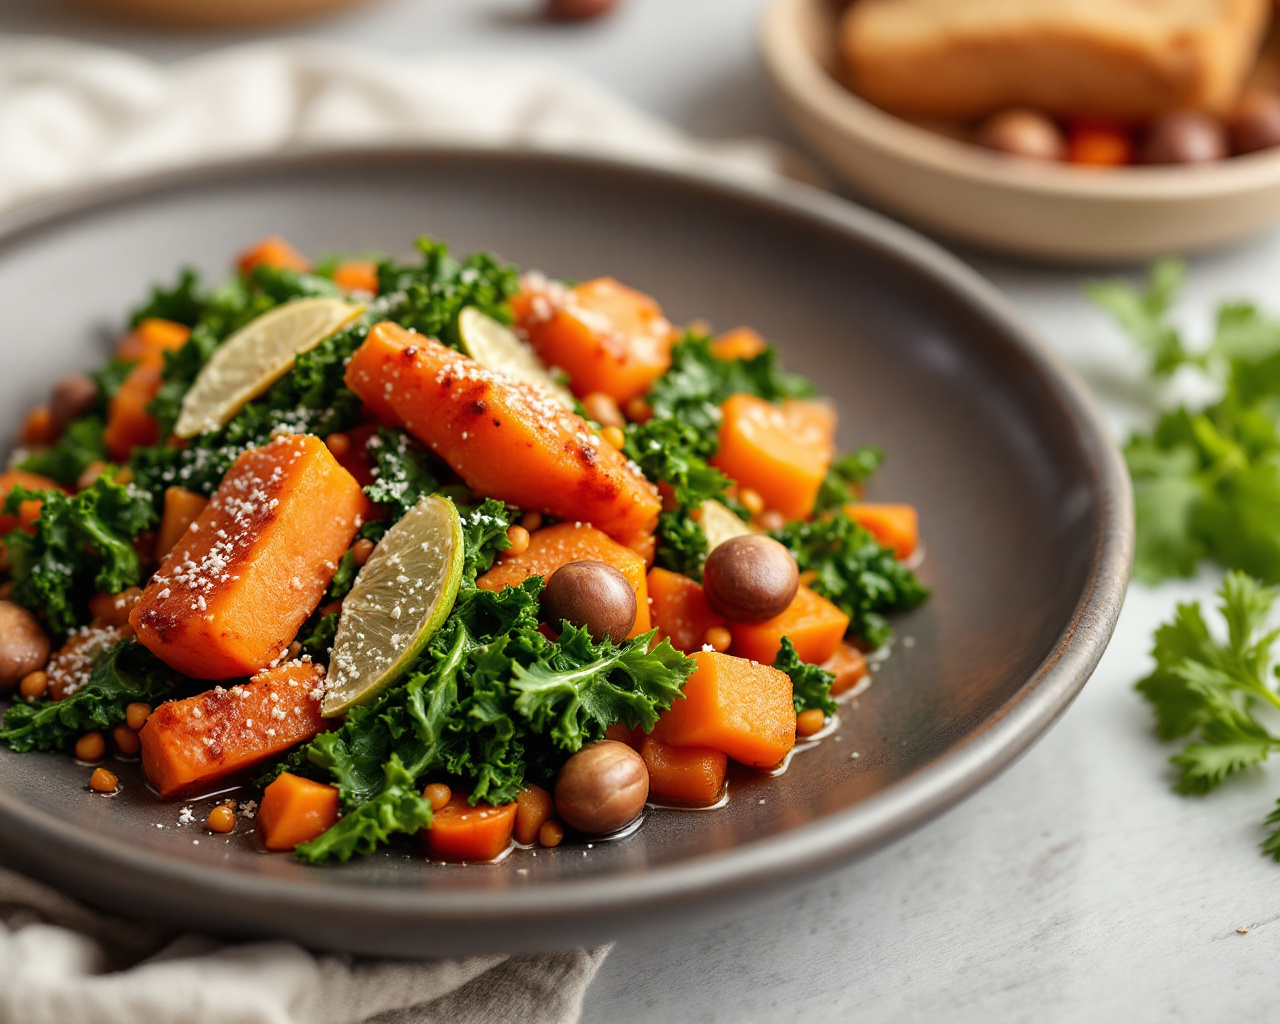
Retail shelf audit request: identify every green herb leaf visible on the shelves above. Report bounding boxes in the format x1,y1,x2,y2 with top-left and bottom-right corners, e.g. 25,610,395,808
18,417,109,487
1086,259,1188,376
773,636,837,714
814,446,884,514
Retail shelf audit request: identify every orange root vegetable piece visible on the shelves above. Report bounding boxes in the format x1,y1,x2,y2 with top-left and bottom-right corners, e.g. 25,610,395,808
425,792,518,862
711,395,835,520
332,260,379,294
237,236,309,275
658,651,795,768
156,486,211,560
329,422,378,488
646,567,725,654
477,521,651,637
131,435,364,679
822,641,869,697
104,361,164,461
0,470,61,535
116,318,191,363
258,771,340,851
346,321,660,546
845,502,919,560
138,661,327,799
20,407,58,446
728,585,850,666
512,277,673,404
710,327,767,361
635,729,726,807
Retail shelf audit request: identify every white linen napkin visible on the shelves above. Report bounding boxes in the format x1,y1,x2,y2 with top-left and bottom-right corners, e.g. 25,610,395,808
0,35,799,1024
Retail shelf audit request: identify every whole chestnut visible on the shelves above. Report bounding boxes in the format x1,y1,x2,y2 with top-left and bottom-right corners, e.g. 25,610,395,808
974,109,1066,161
49,374,99,435
702,534,799,624
540,560,637,644
554,740,648,835
1139,111,1228,165
0,601,50,690
1230,90,1280,155
546,0,618,20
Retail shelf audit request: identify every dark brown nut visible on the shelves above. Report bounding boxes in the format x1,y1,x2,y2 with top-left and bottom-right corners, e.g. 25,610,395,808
541,560,637,643
702,535,799,624
49,374,99,434
974,109,1066,161
547,0,618,20
1230,90,1280,155
555,740,648,835
1139,111,1228,165
0,600,51,689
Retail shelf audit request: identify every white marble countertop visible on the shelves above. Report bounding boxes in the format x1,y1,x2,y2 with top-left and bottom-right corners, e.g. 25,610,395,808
6,1,1279,1018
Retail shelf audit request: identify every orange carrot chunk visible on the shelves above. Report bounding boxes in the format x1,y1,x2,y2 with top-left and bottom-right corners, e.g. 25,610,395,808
477,522,651,637
156,486,211,560
710,326,767,361
646,567,726,654
237,236,310,275
332,260,379,295
258,771,340,851
138,661,327,799
0,470,61,535
728,585,850,666
345,321,660,547
845,502,919,560
130,434,364,679
822,641,869,697
116,318,191,362
103,361,165,462
711,394,835,521
659,651,796,768
512,277,673,404
635,729,727,807
425,792,518,862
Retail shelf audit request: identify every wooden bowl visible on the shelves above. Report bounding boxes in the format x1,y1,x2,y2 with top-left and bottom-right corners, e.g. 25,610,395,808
760,0,1280,262
77,0,375,28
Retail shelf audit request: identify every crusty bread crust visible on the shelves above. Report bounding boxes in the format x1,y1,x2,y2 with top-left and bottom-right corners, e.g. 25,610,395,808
841,0,1271,119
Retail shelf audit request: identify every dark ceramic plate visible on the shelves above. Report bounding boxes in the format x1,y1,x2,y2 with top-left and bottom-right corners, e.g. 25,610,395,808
0,149,1130,956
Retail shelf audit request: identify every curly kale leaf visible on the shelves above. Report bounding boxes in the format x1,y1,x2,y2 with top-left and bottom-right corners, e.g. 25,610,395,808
771,511,928,649
458,499,515,580
4,475,156,635
653,509,711,579
773,637,837,715
814,446,884,515
363,428,440,521
18,417,109,487
0,640,174,752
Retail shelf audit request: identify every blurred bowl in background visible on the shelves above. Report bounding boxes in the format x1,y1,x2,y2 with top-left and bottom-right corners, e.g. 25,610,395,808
77,0,376,29
761,0,1280,263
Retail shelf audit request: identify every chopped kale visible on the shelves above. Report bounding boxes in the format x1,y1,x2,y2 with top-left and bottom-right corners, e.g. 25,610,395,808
4,474,156,635
0,640,174,752
774,637,837,715
363,428,440,522
814,446,884,514
18,417,109,487
771,511,929,649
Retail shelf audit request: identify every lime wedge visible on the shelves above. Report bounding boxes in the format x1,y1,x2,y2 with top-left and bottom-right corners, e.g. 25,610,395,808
174,297,363,438
701,499,754,553
323,495,464,718
458,306,575,409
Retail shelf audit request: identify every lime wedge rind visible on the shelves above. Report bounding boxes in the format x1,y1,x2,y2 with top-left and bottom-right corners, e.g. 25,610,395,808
175,297,363,439
458,306,575,409
322,494,464,718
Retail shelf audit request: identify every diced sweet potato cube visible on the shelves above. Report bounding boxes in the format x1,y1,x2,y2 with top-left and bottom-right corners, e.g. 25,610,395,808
845,502,919,560
258,771,340,851
823,641,869,696
635,728,727,807
332,260,379,295
116,318,191,362
425,792,518,862
711,394,835,520
103,360,164,462
139,661,327,799
131,434,364,679
0,470,61,535
710,327,767,361
477,522,651,637
646,567,725,654
659,651,795,767
345,321,660,547
237,236,309,275
728,585,850,666
156,486,210,560
512,277,673,404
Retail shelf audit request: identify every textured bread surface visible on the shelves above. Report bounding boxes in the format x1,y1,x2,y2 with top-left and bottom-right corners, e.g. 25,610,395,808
842,0,1271,119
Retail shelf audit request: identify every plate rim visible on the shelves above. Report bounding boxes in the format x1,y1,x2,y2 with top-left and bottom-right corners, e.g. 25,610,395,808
0,145,1133,948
